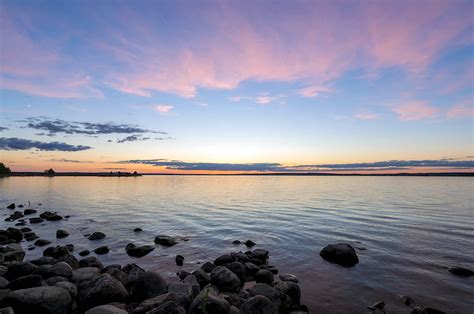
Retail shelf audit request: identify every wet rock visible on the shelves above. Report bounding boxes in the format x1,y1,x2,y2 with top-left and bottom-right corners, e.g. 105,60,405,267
201,262,216,273
253,249,269,260
56,229,69,239
183,275,200,297
127,270,167,302
79,250,90,257
2,244,25,262
6,228,23,242
77,273,129,311
45,276,68,285
5,286,72,313
80,256,104,269
29,217,44,224
43,245,72,259
154,235,178,246
410,307,446,314
260,265,278,275
366,301,385,312
72,267,101,283
191,269,210,289
6,275,46,290
85,304,128,314
133,228,143,232
256,269,274,285
319,243,359,267
40,262,73,278
175,255,184,266
148,301,187,314
211,266,241,293
94,246,110,255
241,295,274,314
105,268,128,285
177,270,190,280
88,232,106,240
232,252,250,263
168,282,196,309
0,277,8,289
57,253,79,270
34,239,51,247
448,266,474,277
214,254,234,266
227,261,245,283
23,209,37,215
189,286,230,314
30,256,57,266
244,262,259,277
245,240,256,247
232,240,241,245
24,232,39,241
6,203,15,209
275,281,301,305
133,292,177,313
4,261,37,280
279,273,298,283
248,283,291,313
126,245,155,258
40,211,63,221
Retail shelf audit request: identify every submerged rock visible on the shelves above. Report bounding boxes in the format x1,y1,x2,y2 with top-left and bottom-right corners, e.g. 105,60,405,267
154,235,178,246
88,232,106,240
94,246,110,255
7,203,15,209
126,245,155,258
319,243,359,267
448,266,473,277
245,240,256,247
56,229,70,239
175,255,184,266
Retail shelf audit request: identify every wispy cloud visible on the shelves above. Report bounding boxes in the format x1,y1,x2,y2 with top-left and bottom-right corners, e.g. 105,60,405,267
153,105,174,115
48,158,94,163
354,111,379,120
298,86,332,98
392,101,439,121
0,137,92,151
229,96,241,102
446,102,474,119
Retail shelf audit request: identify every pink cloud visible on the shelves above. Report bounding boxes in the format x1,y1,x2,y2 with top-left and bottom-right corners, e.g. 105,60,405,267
355,112,379,120
153,104,174,114
392,101,439,121
446,102,474,119
255,95,273,105
298,86,332,98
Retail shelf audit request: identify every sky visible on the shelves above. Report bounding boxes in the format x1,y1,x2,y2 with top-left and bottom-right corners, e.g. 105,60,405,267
0,0,473,174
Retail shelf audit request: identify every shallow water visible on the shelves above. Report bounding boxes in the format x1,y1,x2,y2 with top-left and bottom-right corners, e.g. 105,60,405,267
1,176,473,313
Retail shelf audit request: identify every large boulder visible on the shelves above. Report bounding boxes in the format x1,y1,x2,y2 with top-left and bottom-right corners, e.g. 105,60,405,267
256,269,273,285
77,274,129,311
210,266,241,293
127,271,167,302
133,292,176,314
189,286,230,314
275,281,301,305
168,283,196,309
248,283,292,313
4,262,37,280
55,281,78,298
241,295,274,314
80,256,103,269
191,270,210,289
154,235,178,247
319,243,359,267
72,267,100,283
6,275,46,290
85,304,128,314
5,286,72,314
39,262,73,278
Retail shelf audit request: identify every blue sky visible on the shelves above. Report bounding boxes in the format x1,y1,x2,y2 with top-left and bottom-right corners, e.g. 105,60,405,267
0,0,473,173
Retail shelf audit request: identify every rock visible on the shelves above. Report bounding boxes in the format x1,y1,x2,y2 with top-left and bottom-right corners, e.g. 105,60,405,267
39,211,63,221
210,266,241,293
169,282,195,309
79,250,90,256
34,239,51,247
6,203,15,209
319,243,359,267
189,286,230,314
29,217,44,224
94,246,110,255
2,244,25,262
105,268,128,285
245,240,256,247
0,266,7,276
175,255,184,266
30,256,57,266
40,262,73,278
260,265,278,275
201,262,216,273
133,292,176,313
56,230,69,239
241,295,274,314
57,253,79,270
45,276,68,285
88,232,106,240
154,235,178,246
148,301,187,314
191,269,210,289
248,283,291,313
65,244,74,252
42,245,72,258
126,245,155,258
401,295,416,307
366,301,385,312
448,266,474,277
275,281,301,305
256,269,273,285
0,307,14,314
177,270,190,280
253,249,269,260
4,262,37,280
77,274,129,311
227,262,245,283
279,273,298,283
232,240,241,245
133,228,143,232
80,256,104,269
5,286,72,313
23,209,37,215
0,277,8,289
214,254,234,266
410,307,446,314
85,304,128,314
72,267,100,283
6,275,46,290
244,262,260,276
6,228,23,242
24,232,39,241
127,270,167,302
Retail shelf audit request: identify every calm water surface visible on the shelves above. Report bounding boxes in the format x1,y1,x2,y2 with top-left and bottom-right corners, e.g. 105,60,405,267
1,176,473,313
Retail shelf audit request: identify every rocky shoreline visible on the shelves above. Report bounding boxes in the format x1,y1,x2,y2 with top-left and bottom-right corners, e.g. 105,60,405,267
0,202,471,313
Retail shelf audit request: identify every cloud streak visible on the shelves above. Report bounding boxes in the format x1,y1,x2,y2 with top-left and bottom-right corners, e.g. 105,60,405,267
0,137,92,151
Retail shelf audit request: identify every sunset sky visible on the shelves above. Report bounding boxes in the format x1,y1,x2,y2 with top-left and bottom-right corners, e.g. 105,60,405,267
0,0,473,173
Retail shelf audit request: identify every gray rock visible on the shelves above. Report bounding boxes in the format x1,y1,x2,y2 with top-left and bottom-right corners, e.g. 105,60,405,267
45,276,68,285
6,275,46,290
93,246,110,255
319,243,359,267
191,269,210,289
245,240,256,247
80,256,104,269
256,269,274,285
34,239,51,247
127,270,167,302
77,273,129,311
154,235,178,246
226,262,245,283
85,304,128,314
55,281,77,298
126,245,155,258
248,283,292,313
175,255,184,266
57,253,79,270
275,281,301,305
105,268,128,285
56,230,70,239
201,262,216,273
133,292,176,314
5,286,72,313
210,266,241,293
214,254,233,266
40,262,73,278
189,286,230,314
169,283,195,309
148,301,186,314
30,256,57,266
4,262,37,280
0,277,8,289
88,232,106,240
71,267,101,282
244,262,259,276
183,274,200,296
449,266,474,277
241,295,274,314
279,273,298,283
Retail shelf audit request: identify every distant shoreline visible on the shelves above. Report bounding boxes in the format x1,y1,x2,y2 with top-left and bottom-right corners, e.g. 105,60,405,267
3,172,474,177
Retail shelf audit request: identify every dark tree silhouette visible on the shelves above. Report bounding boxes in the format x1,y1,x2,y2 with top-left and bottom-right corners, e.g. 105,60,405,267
0,163,11,176
45,168,56,176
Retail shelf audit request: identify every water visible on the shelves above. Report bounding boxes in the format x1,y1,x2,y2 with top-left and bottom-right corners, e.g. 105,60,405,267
1,176,473,313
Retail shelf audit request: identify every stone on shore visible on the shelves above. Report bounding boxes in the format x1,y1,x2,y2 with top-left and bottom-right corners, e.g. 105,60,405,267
88,232,106,240
279,273,298,283
85,304,128,314
154,235,178,246
256,269,274,285
241,295,274,314
245,240,256,247
80,256,103,269
210,266,241,293
126,245,155,258
6,275,46,290
275,281,301,305
319,243,359,267
5,286,73,313
448,266,473,277
77,274,129,311
94,246,110,255
56,229,70,239
24,209,37,215
34,239,51,247
6,203,15,209
72,267,101,283
189,286,230,314
201,262,216,273
127,270,167,302
175,255,184,266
